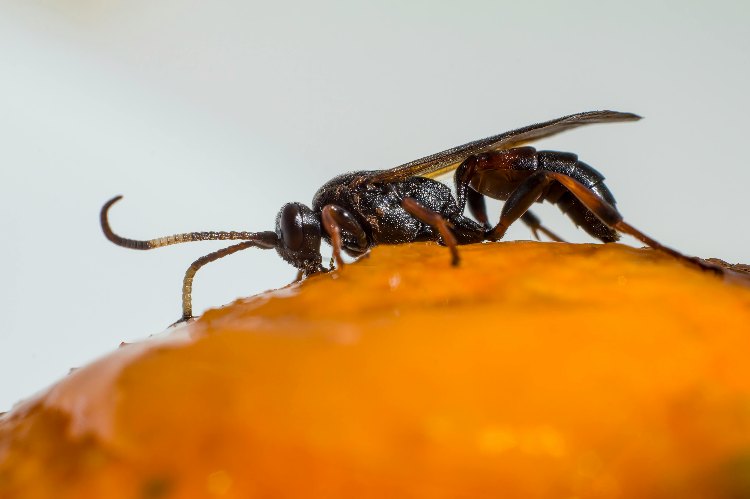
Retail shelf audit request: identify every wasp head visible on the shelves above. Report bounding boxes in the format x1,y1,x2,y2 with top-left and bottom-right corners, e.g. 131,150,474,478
275,202,324,274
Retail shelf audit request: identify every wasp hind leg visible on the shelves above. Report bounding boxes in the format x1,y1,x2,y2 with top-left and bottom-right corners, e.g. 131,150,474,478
483,170,721,274
547,173,723,274
520,211,565,242
486,171,556,241
466,185,563,242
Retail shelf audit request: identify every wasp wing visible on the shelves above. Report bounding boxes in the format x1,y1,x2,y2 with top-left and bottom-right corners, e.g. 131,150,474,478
368,110,641,183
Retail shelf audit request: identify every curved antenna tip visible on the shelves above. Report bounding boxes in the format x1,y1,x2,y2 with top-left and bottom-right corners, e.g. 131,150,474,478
102,195,124,211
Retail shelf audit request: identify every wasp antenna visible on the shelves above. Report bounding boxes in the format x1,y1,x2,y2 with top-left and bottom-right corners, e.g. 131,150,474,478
180,241,264,320
100,195,269,250
180,232,279,320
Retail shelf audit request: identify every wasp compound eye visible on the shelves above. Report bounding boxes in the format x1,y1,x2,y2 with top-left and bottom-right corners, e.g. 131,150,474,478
279,203,304,251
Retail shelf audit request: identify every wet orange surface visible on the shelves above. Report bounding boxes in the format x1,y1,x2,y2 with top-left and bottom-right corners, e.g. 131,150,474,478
2,241,750,498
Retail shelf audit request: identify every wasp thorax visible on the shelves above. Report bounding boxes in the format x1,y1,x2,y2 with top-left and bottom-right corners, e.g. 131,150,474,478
275,202,323,273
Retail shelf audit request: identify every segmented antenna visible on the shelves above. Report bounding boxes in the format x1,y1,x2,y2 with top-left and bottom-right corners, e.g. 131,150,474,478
101,196,262,249
100,195,279,321
181,240,275,320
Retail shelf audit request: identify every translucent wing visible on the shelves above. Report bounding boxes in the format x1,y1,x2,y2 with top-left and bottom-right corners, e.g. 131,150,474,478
368,110,641,183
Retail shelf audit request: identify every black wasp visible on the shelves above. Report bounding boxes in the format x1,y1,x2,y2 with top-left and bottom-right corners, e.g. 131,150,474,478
101,110,718,322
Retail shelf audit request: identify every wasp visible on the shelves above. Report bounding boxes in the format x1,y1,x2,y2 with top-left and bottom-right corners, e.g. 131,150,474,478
101,110,719,322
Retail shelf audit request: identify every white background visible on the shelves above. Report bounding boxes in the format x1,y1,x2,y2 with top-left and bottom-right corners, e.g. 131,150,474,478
1,0,749,410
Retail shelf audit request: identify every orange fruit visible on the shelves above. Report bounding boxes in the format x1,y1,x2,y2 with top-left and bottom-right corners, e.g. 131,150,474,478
1,241,750,498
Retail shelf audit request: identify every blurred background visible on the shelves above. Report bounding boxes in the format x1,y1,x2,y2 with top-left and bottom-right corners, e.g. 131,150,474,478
1,0,749,410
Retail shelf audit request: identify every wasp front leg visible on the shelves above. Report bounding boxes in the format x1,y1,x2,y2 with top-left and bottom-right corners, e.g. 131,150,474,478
321,205,369,269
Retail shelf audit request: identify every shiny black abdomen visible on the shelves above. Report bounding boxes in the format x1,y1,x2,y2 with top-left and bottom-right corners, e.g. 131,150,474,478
537,153,619,242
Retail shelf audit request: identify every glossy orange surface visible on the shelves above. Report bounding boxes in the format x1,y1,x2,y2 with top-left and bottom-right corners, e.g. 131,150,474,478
2,242,750,498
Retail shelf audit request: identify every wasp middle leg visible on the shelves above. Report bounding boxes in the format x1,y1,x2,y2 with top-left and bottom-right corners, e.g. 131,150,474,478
401,197,461,266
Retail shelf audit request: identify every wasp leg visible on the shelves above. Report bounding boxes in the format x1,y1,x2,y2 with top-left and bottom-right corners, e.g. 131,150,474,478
466,187,491,229
455,148,620,242
321,204,368,270
520,211,565,242
546,173,722,274
401,197,460,266
454,155,479,213
467,184,562,242
486,171,553,241
457,152,555,242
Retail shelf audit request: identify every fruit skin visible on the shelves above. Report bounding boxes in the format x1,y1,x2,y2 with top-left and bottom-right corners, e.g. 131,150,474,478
2,241,750,499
